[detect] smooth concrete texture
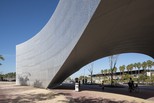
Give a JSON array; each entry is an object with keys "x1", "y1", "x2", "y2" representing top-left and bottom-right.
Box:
[
  {"x1": 16, "y1": 0, "x2": 154, "y2": 88},
  {"x1": 16, "y1": 0, "x2": 101, "y2": 88}
]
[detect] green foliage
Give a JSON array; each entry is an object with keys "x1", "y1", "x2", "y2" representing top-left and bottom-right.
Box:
[
  {"x1": 119, "y1": 65, "x2": 125, "y2": 73},
  {"x1": 151, "y1": 76, "x2": 154, "y2": 83},
  {"x1": 121, "y1": 73, "x2": 131, "y2": 81},
  {"x1": 100, "y1": 59, "x2": 154, "y2": 85},
  {"x1": 133, "y1": 63, "x2": 137, "y2": 69},
  {"x1": 136, "y1": 62, "x2": 141, "y2": 70},
  {"x1": 0, "y1": 72, "x2": 16, "y2": 78},
  {"x1": 0, "y1": 73, "x2": 3, "y2": 78},
  {"x1": 0, "y1": 55, "x2": 4, "y2": 61},
  {"x1": 101, "y1": 70, "x2": 104, "y2": 74},
  {"x1": 147, "y1": 60, "x2": 153, "y2": 71},
  {"x1": 113, "y1": 67, "x2": 117, "y2": 73},
  {"x1": 0, "y1": 55, "x2": 4, "y2": 66},
  {"x1": 142, "y1": 61, "x2": 147, "y2": 71},
  {"x1": 139, "y1": 74, "x2": 147, "y2": 82},
  {"x1": 79, "y1": 75, "x2": 88, "y2": 80}
]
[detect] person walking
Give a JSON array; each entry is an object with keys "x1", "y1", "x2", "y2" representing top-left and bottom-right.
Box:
[
  {"x1": 102, "y1": 80, "x2": 104, "y2": 90},
  {"x1": 128, "y1": 77, "x2": 134, "y2": 92}
]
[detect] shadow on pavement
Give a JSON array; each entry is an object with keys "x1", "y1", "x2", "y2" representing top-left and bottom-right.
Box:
[
  {"x1": 0, "y1": 92, "x2": 57, "y2": 103},
  {"x1": 54, "y1": 83, "x2": 154, "y2": 100},
  {"x1": 69, "y1": 97, "x2": 130, "y2": 103}
]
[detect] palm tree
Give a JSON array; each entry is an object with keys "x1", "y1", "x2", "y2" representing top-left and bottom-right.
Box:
[
  {"x1": 146, "y1": 60, "x2": 153, "y2": 81},
  {"x1": 134, "y1": 63, "x2": 138, "y2": 75},
  {"x1": 146, "y1": 60, "x2": 153, "y2": 72},
  {"x1": 101, "y1": 69, "x2": 104, "y2": 81},
  {"x1": 126, "y1": 64, "x2": 133, "y2": 77},
  {"x1": 0, "y1": 55, "x2": 4, "y2": 66},
  {"x1": 129, "y1": 64, "x2": 134, "y2": 75},
  {"x1": 126, "y1": 65, "x2": 130, "y2": 74},
  {"x1": 136, "y1": 62, "x2": 141, "y2": 75},
  {"x1": 119, "y1": 66, "x2": 123, "y2": 76},
  {"x1": 121, "y1": 65, "x2": 125, "y2": 74},
  {"x1": 141, "y1": 61, "x2": 148, "y2": 83},
  {"x1": 121, "y1": 65, "x2": 125, "y2": 81},
  {"x1": 142, "y1": 61, "x2": 147, "y2": 74},
  {"x1": 101, "y1": 70, "x2": 104, "y2": 74},
  {"x1": 0, "y1": 55, "x2": 4, "y2": 60}
]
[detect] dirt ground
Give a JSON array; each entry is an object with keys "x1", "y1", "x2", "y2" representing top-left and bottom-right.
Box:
[{"x1": 0, "y1": 82, "x2": 154, "y2": 103}]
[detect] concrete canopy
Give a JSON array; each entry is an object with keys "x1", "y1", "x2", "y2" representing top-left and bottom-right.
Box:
[{"x1": 16, "y1": 0, "x2": 154, "y2": 88}]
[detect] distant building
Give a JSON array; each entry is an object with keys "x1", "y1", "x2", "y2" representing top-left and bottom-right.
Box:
[{"x1": 92, "y1": 70, "x2": 154, "y2": 84}]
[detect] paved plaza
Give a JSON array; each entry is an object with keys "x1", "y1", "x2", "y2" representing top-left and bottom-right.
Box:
[
  {"x1": 0, "y1": 82, "x2": 154, "y2": 103},
  {"x1": 52, "y1": 83, "x2": 154, "y2": 103}
]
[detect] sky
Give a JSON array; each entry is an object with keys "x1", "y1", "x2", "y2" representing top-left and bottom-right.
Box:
[
  {"x1": 0, "y1": 0, "x2": 153, "y2": 79},
  {"x1": 0, "y1": 0, "x2": 59, "y2": 73}
]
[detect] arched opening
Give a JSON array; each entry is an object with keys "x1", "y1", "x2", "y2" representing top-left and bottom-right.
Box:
[{"x1": 70, "y1": 53, "x2": 154, "y2": 85}]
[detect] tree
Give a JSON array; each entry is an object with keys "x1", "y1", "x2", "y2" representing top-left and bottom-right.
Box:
[
  {"x1": 119, "y1": 66, "x2": 123, "y2": 76},
  {"x1": 139, "y1": 74, "x2": 147, "y2": 83},
  {"x1": 79, "y1": 75, "x2": 84, "y2": 80},
  {"x1": 101, "y1": 69, "x2": 104, "y2": 74},
  {"x1": 79, "y1": 75, "x2": 88, "y2": 80},
  {"x1": 0, "y1": 55, "x2": 4, "y2": 60},
  {"x1": 126, "y1": 65, "x2": 130, "y2": 74},
  {"x1": 136, "y1": 62, "x2": 141, "y2": 83},
  {"x1": 113, "y1": 66, "x2": 117, "y2": 81},
  {"x1": 129, "y1": 64, "x2": 134, "y2": 75},
  {"x1": 108, "y1": 69, "x2": 111, "y2": 74},
  {"x1": 88, "y1": 63, "x2": 94, "y2": 84},
  {"x1": 103, "y1": 69, "x2": 108, "y2": 79},
  {"x1": 136, "y1": 62, "x2": 141, "y2": 75},
  {"x1": 122, "y1": 73, "x2": 131, "y2": 81},
  {"x1": 146, "y1": 60, "x2": 153, "y2": 82},
  {"x1": 108, "y1": 54, "x2": 119, "y2": 86},
  {"x1": 121, "y1": 65, "x2": 125, "y2": 74},
  {"x1": 133, "y1": 63, "x2": 138, "y2": 75},
  {"x1": 119, "y1": 66, "x2": 122, "y2": 75},
  {"x1": 104, "y1": 69, "x2": 107, "y2": 74},
  {"x1": 142, "y1": 61, "x2": 147, "y2": 74},
  {"x1": 119, "y1": 65, "x2": 125, "y2": 81},
  {"x1": 133, "y1": 63, "x2": 137, "y2": 70},
  {"x1": 113, "y1": 67, "x2": 117, "y2": 73},
  {"x1": 126, "y1": 64, "x2": 133, "y2": 78},
  {"x1": 152, "y1": 62, "x2": 154, "y2": 70},
  {"x1": 0, "y1": 55, "x2": 4, "y2": 66},
  {"x1": 141, "y1": 61, "x2": 150, "y2": 84},
  {"x1": 146, "y1": 60, "x2": 153, "y2": 71}
]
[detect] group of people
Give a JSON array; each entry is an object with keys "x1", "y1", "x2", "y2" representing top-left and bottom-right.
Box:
[
  {"x1": 128, "y1": 77, "x2": 134, "y2": 87},
  {"x1": 128, "y1": 77, "x2": 138, "y2": 92},
  {"x1": 101, "y1": 77, "x2": 138, "y2": 92}
]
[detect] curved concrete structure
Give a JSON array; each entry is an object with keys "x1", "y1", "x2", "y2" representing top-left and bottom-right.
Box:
[{"x1": 16, "y1": 0, "x2": 154, "y2": 88}]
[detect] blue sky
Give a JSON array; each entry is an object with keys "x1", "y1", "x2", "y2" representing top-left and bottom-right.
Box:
[
  {"x1": 0, "y1": 0, "x2": 59, "y2": 73},
  {"x1": 0, "y1": 0, "x2": 153, "y2": 79}
]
